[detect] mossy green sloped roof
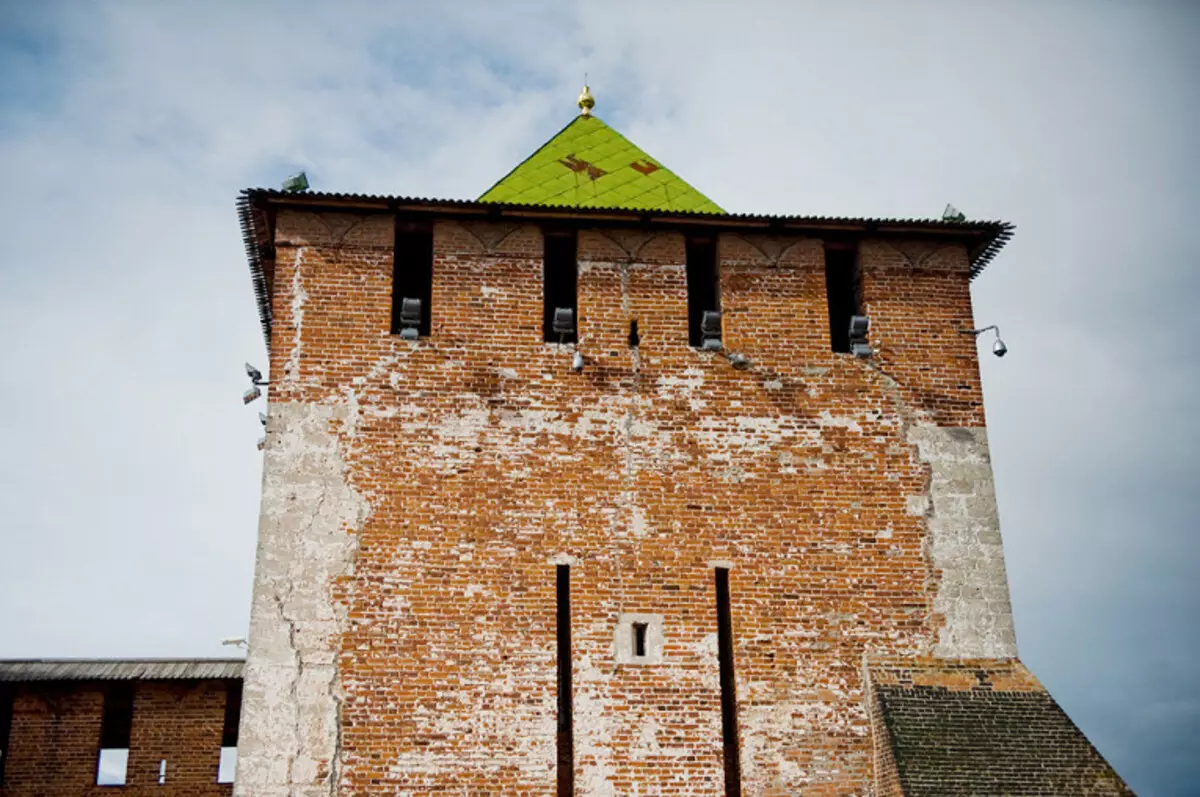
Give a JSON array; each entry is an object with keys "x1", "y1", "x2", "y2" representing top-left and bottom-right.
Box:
[{"x1": 478, "y1": 114, "x2": 723, "y2": 213}]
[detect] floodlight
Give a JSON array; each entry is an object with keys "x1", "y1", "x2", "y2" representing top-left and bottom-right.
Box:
[
  {"x1": 553, "y1": 307, "x2": 575, "y2": 336},
  {"x1": 282, "y1": 172, "x2": 309, "y2": 193},
  {"x1": 700, "y1": 310, "x2": 722, "y2": 350},
  {"x1": 942, "y1": 203, "x2": 966, "y2": 222},
  {"x1": 399, "y1": 297, "x2": 422, "y2": 329},
  {"x1": 848, "y1": 315, "x2": 872, "y2": 358},
  {"x1": 243, "y1": 386, "x2": 261, "y2": 405}
]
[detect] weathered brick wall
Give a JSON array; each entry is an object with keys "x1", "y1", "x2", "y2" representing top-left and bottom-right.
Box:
[
  {"x1": 236, "y1": 212, "x2": 1016, "y2": 795},
  {"x1": 0, "y1": 680, "x2": 234, "y2": 796}
]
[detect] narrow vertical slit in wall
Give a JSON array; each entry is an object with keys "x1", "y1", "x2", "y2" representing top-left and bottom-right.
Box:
[
  {"x1": 632, "y1": 622, "x2": 648, "y2": 658},
  {"x1": 392, "y1": 219, "x2": 434, "y2": 337},
  {"x1": 824, "y1": 243, "x2": 860, "y2": 353},
  {"x1": 0, "y1": 685, "x2": 13, "y2": 785},
  {"x1": 96, "y1": 683, "x2": 134, "y2": 786},
  {"x1": 715, "y1": 567, "x2": 742, "y2": 797},
  {"x1": 686, "y1": 237, "x2": 719, "y2": 347},
  {"x1": 628, "y1": 319, "x2": 640, "y2": 348},
  {"x1": 556, "y1": 564, "x2": 574, "y2": 797},
  {"x1": 544, "y1": 230, "x2": 578, "y2": 343},
  {"x1": 218, "y1": 680, "x2": 241, "y2": 784}
]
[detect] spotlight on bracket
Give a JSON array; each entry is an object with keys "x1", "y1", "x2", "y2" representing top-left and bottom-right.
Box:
[
  {"x1": 242, "y1": 362, "x2": 268, "y2": 404},
  {"x1": 397, "y1": 297, "x2": 422, "y2": 341},
  {"x1": 848, "y1": 315, "x2": 872, "y2": 358},
  {"x1": 700, "y1": 310, "x2": 723, "y2": 351},
  {"x1": 960, "y1": 325, "x2": 1008, "y2": 358}
]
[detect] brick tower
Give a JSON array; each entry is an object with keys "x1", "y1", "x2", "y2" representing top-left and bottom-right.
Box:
[{"x1": 233, "y1": 89, "x2": 1131, "y2": 795}]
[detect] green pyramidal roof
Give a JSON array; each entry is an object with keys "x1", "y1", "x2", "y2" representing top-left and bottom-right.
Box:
[{"x1": 479, "y1": 114, "x2": 723, "y2": 213}]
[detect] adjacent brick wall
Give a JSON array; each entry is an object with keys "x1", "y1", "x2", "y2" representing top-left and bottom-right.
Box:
[
  {"x1": 237, "y1": 211, "x2": 1015, "y2": 795},
  {"x1": 0, "y1": 680, "x2": 235, "y2": 796}
]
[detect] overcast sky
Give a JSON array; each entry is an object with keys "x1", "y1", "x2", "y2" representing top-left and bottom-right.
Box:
[{"x1": 0, "y1": 1, "x2": 1196, "y2": 793}]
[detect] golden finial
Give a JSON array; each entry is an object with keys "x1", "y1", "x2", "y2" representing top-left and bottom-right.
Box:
[{"x1": 577, "y1": 82, "x2": 595, "y2": 116}]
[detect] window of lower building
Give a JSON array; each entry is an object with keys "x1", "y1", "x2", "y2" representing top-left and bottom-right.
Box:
[
  {"x1": 96, "y1": 684, "x2": 134, "y2": 786},
  {"x1": 218, "y1": 746, "x2": 237, "y2": 784},
  {"x1": 0, "y1": 685, "x2": 13, "y2": 785},
  {"x1": 218, "y1": 680, "x2": 241, "y2": 784}
]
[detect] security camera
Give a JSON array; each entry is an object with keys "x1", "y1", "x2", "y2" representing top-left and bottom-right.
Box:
[
  {"x1": 245, "y1": 363, "x2": 264, "y2": 383},
  {"x1": 571, "y1": 352, "x2": 584, "y2": 372},
  {"x1": 960, "y1": 325, "x2": 1008, "y2": 359},
  {"x1": 727, "y1": 352, "x2": 751, "y2": 369}
]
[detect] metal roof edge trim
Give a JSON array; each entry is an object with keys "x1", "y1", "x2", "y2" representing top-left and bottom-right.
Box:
[
  {"x1": 242, "y1": 188, "x2": 1010, "y2": 230},
  {"x1": 238, "y1": 194, "x2": 272, "y2": 350},
  {"x1": 0, "y1": 658, "x2": 245, "y2": 682}
]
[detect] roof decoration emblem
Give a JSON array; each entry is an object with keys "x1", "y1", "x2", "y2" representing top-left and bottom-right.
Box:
[{"x1": 577, "y1": 83, "x2": 595, "y2": 116}]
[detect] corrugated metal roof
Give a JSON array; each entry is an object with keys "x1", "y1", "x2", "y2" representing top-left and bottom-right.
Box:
[
  {"x1": 237, "y1": 189, "x2": 1014, "y2": 350},
  {"x1": 0, "y1": 658, "x2": 244, "y2": 682}
]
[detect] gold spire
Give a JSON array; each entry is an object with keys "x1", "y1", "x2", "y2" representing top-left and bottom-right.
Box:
[{"x1": 577, "y1": 84, "x2": 595, "y2": 116}]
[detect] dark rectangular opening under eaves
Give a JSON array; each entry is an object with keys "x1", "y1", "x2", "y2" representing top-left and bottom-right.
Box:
[
  {"x1": 544, "y1": 231, "x2": 578, "y2": 343},
  {"x1": 824, "y1": 243, "x2": 860, "y2": 353},
  {"x1": 392, "y1": 220, "x2": 434, "y2": 337},
  {"x1": 686, "y1": 236, "x2": 720, "y2": 348}
]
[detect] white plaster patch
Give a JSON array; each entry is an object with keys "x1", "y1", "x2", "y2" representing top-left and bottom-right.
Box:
[
  {"x1": 816, "y1": 410, "x2": 863, "y2": 434},
  {"x1": 908, "y1": 424, "x2": 1018, "y2": 658},
  {"x1": 281, "y1": 247, "x2": 308, "y2": 386},
  {"x1": 235, "y1": 401, "x2": 370, "y2": 795}
]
